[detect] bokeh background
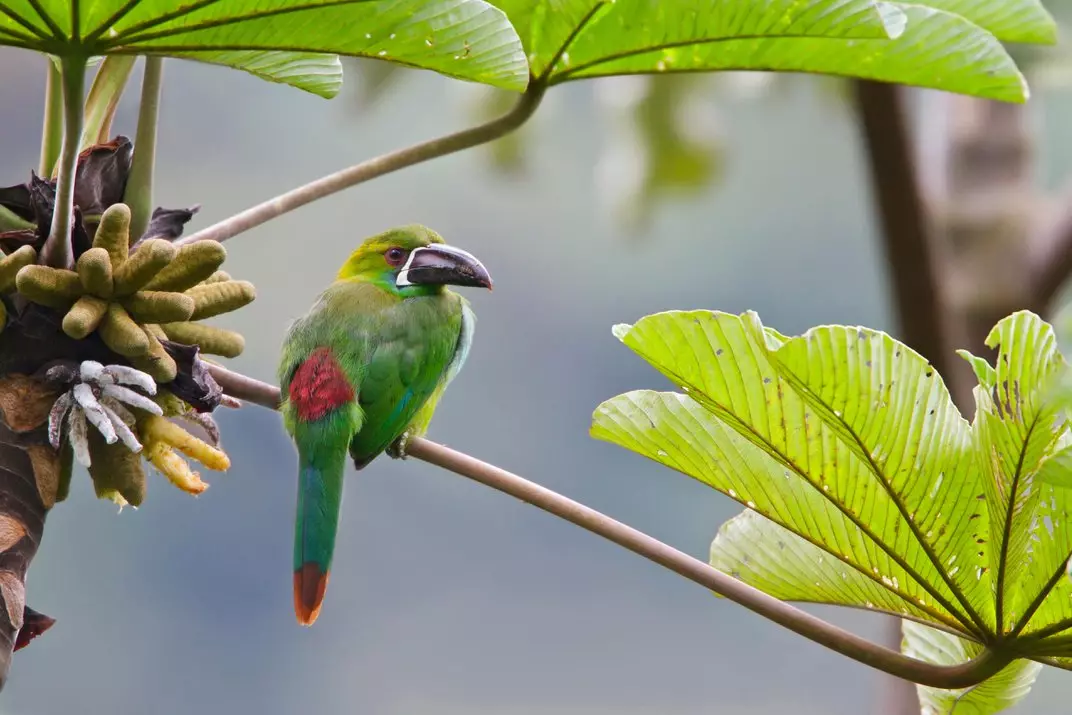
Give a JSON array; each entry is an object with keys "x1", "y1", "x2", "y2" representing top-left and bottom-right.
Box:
[{"x1": 1, "y1": 39, "x2": 1071, "y2": 714}]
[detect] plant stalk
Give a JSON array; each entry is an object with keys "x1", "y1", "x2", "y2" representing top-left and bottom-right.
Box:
[
  {"x1": 125, "y1": 56, "x2": 164, "y2": 240},
  {"x1": 176, "y1": 80, "x2": 546, "y2": 246},
  {"x1": 205, "y1": 364, "x2": 1013, "y2": 690},
  {"x1": 79, "y1": 55, "x2": 137, "y2": 150},
  {"x1": 38, "y1": 57, "x2": 63, "y2": 177},
  {"x1": 42, "y1": 56, "x2": 87, "y2": 269}
]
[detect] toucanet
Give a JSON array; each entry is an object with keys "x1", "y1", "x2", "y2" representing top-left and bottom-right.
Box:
[{"x1": 278, "y1": 225, "x2": 491, "y2": 625}]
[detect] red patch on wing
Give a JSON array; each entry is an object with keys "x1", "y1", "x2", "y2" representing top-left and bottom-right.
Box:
[{"x1": 288, "y1": 348, "x2": 355, "y2": 422}]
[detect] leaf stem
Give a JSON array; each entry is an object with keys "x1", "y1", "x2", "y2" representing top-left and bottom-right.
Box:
[
  {"x1": 79, "y1": 55, "x2": 138, "y2": 150},
  {"x1": 175, "y1": 80, "x2": 547, "y2": 246},
  {"x1": 126, "y1": 56, "x2": 165, "y2": 240},
  {"x1": 42, "y1": 55, "x2": 87, "y2": 270},
  {"x1": 38, "y1": 57, "x2": 63, "y2": 177},
  {"x1": 205, "y1": 364, "x2": 1012, "y2": 689}
]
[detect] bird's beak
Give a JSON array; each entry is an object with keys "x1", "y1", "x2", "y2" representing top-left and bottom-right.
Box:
[{"x1": 396, "y1": 244, "x2": 493, "y2": 290}]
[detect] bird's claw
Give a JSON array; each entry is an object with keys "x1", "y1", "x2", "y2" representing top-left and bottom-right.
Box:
[{"x1": 387, "y1": 431, "x2": 412, "y2": 460}]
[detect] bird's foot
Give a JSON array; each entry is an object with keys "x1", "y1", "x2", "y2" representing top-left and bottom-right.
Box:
[{"x1": 387, "y1": 430, "x2": 413, "y2": 460}]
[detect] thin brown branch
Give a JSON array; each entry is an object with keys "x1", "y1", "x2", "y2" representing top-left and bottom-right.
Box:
[
  {"x1": 207, "y1": 363, "x2": 1012, "y2": 689},
  {"x1": 175, "y1": 80, "x2": 546, "y2": 247}
]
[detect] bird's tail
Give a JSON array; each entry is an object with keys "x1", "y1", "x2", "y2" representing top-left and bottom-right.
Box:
[{"x1": 293, "y1": 442, "x2": 348, "y2": 626}]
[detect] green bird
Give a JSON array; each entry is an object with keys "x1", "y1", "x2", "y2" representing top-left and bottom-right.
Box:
[{"x1": 278, "y1": 225, "x2": 492, "y2": 625}]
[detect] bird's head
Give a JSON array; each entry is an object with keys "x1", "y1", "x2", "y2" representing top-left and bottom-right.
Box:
[{"x1": 337, "y1": 224, "x2": 492, "y2": 296}]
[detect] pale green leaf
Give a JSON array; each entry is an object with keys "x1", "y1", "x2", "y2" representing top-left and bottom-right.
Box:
[
  {"x1": 710, "y1": 509, "x2": 941, "y2": 624},
  {"x1": 900, "y1": 0, "x2": 1056, "y2": 44},
  {"x1": 172, "y1": 51, "x2": 344, "y2": 99},
  {"x1": 0, "y1": 0, "x2": 529, "y2": 93},
  {"x1": 903, "y1": 621, "x2": 1042, "y2": 714},
  {"x1": 557, "y1": 5, "x2": 1029, "y2": 103},
  {"x1": 491, "y1": 0, "x2": 901, "y2": 79},
  {"x1": 591, "y1": 310, "x2": 995, "y2": 632},
  {"x1": 962, "y1": 312, "x2": 1069, "y2": 634}
]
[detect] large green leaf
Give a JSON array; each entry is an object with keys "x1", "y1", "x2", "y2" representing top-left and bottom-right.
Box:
[
  {"x1": 491, "y1": 0, "x2": 903, "y2": 79},
  {"x1": 593, "y1": 309, "x2": 1072, "y2": 711},
  {"x1": 558, "y1": 5, "x2": 1029, "y2": 102},
  {"x1": 903, "y1": 621, "x2": 1042, "y2": 714},
  {"x1": 0, "y1": 0, "x2": 528, "y2": 93},
  {"x1": 591, "y1": 311, "x2": 989, "y2": 632}
]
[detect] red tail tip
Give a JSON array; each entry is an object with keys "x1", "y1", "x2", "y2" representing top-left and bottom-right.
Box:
[{"x1": 294, "y1": 563, "x2": 330, "y2": 626}]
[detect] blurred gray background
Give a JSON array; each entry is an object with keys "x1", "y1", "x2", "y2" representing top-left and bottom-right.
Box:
[{"x1": 0, "y1": 48, "x2": 1069, "y2": 713}]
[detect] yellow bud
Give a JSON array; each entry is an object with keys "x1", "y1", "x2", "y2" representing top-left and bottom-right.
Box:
[
  {"x1": 160, "y1": 321, "x2": 245, "y2": 358},
  {"x1": 76, "y1": 247, "x2": 114, "y2": 298},
  {"x1": 16, "y1": 265, "x2": 83, "y2": 309},
  {"x1": 93, "y1": 203, "x2": 132, "y2": 269},
  {"x1": 122, "y1": 291, "x2": 195, "y2": 324},
  {"x1": 62, "y1": 295, "x2": 109, "y2": 339},
  {"x1": 99, "y1": 304, "x2": 150, "y2": 357},
  {"x1": 113, "y1": 239, "x2": 176, "y2": 296},
  {"x1": 141, "y1": 414, "x2": 230, "y2": 471},
  {"x1": 145, "y1": 241, "x2": 226, "y2": 292},
  {"x1": 186, "y1": 280, "x2": 256, "y2": 320},
  {"x1": 145, "y1": 441, "x2": 208, "y2": 495}
]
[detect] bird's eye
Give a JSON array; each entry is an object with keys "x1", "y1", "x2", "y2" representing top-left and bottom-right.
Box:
[{"x1": 384, "y1": 247, "x2": 407, "y2": 266}]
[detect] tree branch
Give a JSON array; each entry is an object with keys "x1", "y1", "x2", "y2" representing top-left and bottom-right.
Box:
[
  {"x1": 42, "y1": 56, "x2": 87, "y2": 269},
  {"x1": 175, "y1": 80, "x2": 547, "y2": 247},
  {"x1": 204, "y1": 364, "x2": 1012, "y2": 690}
]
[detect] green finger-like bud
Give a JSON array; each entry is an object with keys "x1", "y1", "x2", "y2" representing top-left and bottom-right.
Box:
[
  {"x1": 0, "y1": 245, "x2": 37, "y2": 292},
  {"x1": 99, "y1": 304, "x2": 151, "y2": 357},
  {"x1": 123, "y1": 291, "x2": 195, "y2": 324},
  {"x1": 186, "y1": 280, "x2": 256, "y2": 320},
  {"x1": 145, "y1": 241, "x2": 226, "y2": 292},
  {"x1": 131, "y1": 327, "x2": 177, "y2": 382},
  {"x1": 16, "y1": 265, "x2": 83, "y2": 309},
  {"x1": 76, "y1": 247, "x2": 114, "y2": 298},
  {"x1": 88, "y1": 430, "x2": 147, "y2": 507},
  {"x1": 203, "y1": 270, "x2": 231, "y2": 284},
  {"x1": 160, "y1": 321, "x2": 245, "y2": 358},
  {"x1": 93, "y1": 203, "x2": 132, "y2": 269},
  {"x1": 62, "y1": 295, "x2": 109, "y2": 339},
  {"x1": 113, "y1": 239, "x2": 177, "y2": 296}
]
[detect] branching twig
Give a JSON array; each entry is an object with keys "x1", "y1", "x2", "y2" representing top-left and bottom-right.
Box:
[
  {"x1": 42, "y1": 56, "x2": 87, "y2": 269},
  {"x1": 126, "y1": 56, "x2": 165, "y2": 240},
  {"x1": 205, "y1": 364, "x2": 1012, "y2": 689},
  {"x1": 175, "y1": 81, "x2": 547, "y2": 246}
]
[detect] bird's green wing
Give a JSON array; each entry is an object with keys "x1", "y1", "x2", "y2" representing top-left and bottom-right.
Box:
[{"x1": 348, "y1": 295, "x2": 464, "y2": 467}]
